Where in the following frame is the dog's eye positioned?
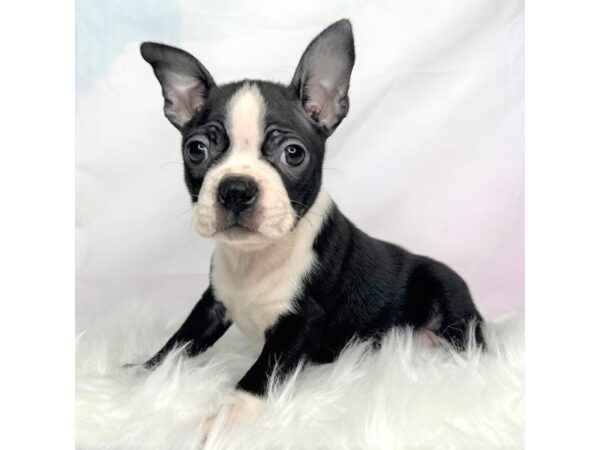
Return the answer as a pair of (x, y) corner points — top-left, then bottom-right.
(185, 140), (208, 164)
(281, 145), (305, 167)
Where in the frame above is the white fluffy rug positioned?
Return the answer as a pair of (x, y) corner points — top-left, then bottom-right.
(76, 305), (524, 449)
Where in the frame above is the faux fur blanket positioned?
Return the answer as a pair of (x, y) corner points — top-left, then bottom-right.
(76, 306), (523, 449)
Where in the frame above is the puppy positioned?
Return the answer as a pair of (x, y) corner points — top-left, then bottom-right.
(139, 19), (485, 433)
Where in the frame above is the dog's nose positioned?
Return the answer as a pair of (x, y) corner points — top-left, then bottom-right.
(217, 176), (258, 214)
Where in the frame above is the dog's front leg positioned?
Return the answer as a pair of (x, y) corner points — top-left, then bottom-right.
(204, 299), (324, 435)
(142, 286), (231, 369)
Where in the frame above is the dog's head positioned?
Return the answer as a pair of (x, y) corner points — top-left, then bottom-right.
(141, 20), (354, 246)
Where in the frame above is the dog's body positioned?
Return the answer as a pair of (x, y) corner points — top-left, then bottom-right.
(139, 19), (484, 431)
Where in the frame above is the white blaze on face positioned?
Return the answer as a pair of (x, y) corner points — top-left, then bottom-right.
(228, 83), (264, 153)
(193, 83), (296, 241)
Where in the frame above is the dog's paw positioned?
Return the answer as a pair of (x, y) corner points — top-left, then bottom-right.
(201, 391), (264, 442)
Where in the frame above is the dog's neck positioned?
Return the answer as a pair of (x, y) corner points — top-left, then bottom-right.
(213, 190), (332, 279)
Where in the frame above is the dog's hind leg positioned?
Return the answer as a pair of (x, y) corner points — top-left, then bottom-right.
(406, 258), (485, 351)
(435, 309), (485, 351)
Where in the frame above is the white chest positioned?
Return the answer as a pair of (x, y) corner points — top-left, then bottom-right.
(211, 243), (314, 345)
(209, 191), (332, 345)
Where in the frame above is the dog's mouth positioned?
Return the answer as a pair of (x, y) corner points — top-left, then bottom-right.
(215, 224), (279, 248)
(194, 199), (296, 244)
(214, 214), (267, 243)
(221, 223), (255, 238)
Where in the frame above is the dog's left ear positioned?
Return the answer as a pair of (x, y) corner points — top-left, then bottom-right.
(141, 42), (216, 130)
(290, 19), (355, 136)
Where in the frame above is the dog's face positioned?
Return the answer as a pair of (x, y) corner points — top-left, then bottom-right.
(142, 20), (354, 246)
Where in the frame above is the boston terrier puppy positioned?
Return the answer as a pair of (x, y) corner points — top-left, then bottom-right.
(139, 19), (485, 431)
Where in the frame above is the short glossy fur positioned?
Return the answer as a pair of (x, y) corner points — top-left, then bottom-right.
(138, 19), (485, 424)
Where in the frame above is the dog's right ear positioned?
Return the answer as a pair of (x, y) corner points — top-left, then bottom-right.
(141, 42), (215, 130)
(290, 19), (355, 136)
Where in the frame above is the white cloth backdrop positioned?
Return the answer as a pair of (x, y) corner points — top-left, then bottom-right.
(76, 0), (524, 330)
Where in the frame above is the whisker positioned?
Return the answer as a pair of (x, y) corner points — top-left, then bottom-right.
(164, 207), (193, 223)
(289, 199), (309, 208)
(300, 212), (315, 230)
(290, 200), (325, 220)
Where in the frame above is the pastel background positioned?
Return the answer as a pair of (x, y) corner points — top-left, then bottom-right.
(76, 0), (524, 330)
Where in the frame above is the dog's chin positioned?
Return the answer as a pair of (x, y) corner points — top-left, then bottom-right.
(219, 225), (259, 241)
(212, 225), (279, 248)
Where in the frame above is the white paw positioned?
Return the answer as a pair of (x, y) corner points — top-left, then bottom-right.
(201, 391), (264, 442)
(419, 329), (444, 347)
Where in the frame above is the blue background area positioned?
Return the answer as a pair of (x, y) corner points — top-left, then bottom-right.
(76, 0), (181, 95)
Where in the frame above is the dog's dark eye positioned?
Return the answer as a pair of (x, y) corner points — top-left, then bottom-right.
(185, 140), (208, 164)
(281, 145), (305, 167)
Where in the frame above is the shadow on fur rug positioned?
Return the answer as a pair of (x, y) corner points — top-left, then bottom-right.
(76, 305), (523, 449)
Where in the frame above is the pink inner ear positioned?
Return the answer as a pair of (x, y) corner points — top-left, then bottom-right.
(165, 79), (207, 128)
(303, 78), (338, 130)
(305, 101), (322, 121)
(184, 82), (207, 116)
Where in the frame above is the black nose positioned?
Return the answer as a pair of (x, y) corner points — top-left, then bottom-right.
(217, 176), (258, 214)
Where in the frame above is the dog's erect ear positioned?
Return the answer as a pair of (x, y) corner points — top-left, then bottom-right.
(290, 19), (355, 136)
(141, 42), (215, 130)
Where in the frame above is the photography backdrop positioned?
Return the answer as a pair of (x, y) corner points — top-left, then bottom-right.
(76, 0), (523, 330)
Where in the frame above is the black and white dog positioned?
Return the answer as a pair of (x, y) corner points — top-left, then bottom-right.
(139, 19), (484, 431)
